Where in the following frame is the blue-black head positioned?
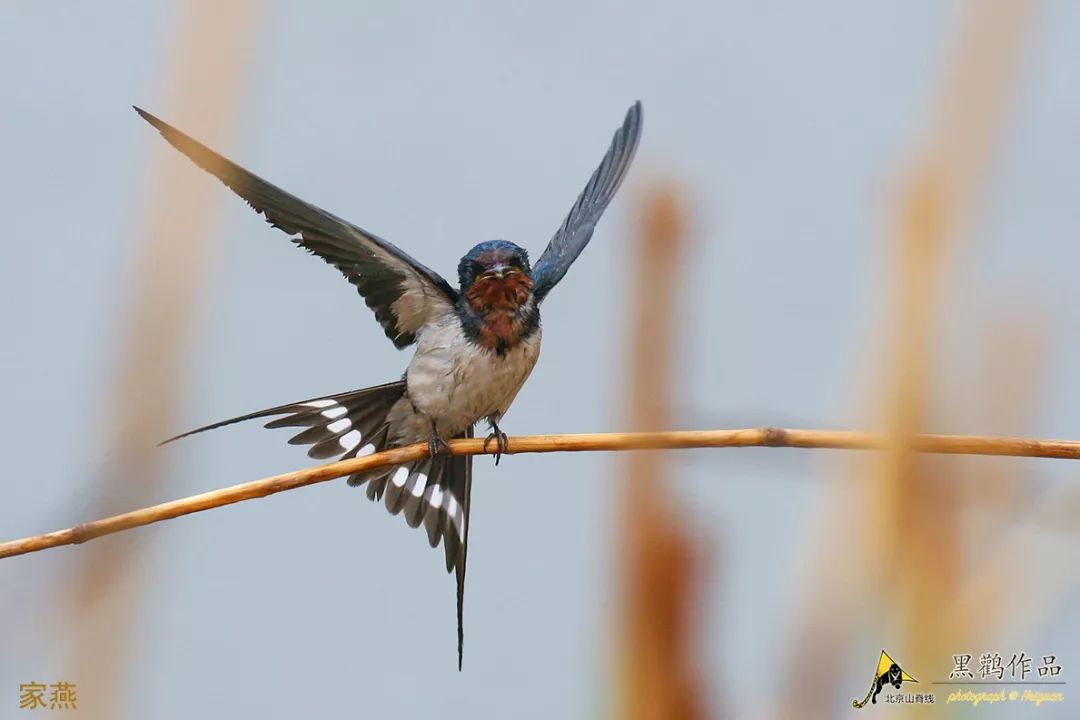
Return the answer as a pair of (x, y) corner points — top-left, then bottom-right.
(456, 240), (539, 353)
(457, 240), (531, 290)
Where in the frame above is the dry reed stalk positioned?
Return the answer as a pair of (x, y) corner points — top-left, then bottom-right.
(881, 2), (1033, 701)
(616, 188), (707, 720)
(933, 321), (1046, 652)
(64, 2), (256, 718)
(778, 2), (1033, 716)
(943, 322), (1078, 647)
(4, 429), (1080, 562)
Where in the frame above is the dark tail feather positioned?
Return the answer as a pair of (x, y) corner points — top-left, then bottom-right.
(160, 382), (406, 456)
(162, 379), (473, 669)
(373, 427), (474, 669)
(455, 426), (474, 670)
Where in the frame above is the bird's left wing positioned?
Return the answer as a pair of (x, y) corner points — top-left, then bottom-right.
(530, 101), (642, 302)
(134, 107), (457, 348)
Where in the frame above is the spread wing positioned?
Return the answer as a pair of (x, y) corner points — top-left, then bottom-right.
(134, 107), (457, 348)
(530, 101), (642, 302)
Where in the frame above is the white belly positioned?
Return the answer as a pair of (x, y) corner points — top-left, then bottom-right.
(403, 314), (542, 437)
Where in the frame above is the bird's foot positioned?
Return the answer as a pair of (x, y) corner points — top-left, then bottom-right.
(427, 425), (451, 457)
(483, 423), (509, 466)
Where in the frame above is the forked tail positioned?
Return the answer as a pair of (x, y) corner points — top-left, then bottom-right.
(162, 380), (474, 668)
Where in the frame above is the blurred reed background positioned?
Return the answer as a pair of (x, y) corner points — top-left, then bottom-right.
(615, 188), (708, 720)
(1, 0), (1077, 718)
(59, 5), (256, 720)
(779, 2), (1044, 717)
(611, 2), (1075, 717)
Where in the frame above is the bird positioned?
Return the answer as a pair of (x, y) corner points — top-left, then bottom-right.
(138, 100), (642, 669)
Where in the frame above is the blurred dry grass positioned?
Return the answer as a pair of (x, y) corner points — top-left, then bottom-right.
(615, 188), (709, 720)
(780, 1), (1038, 717)
(61, 2), (256, 718)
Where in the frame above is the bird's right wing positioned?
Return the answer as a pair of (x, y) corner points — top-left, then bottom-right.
(135, 107), (457, 348)
(530, 101), (642, 302)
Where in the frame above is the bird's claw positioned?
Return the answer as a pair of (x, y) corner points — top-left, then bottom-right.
(483, 426), (509, 466)
(427, 432), (451, 457)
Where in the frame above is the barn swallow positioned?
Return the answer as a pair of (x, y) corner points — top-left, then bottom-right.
(139, 101), (642, 669)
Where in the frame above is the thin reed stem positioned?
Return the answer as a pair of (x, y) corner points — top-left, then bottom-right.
(2, 427), (1079, 560)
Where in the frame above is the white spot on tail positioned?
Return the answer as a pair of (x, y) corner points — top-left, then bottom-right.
(426, 485), (444, 509)
(320, 405), (347, 419)
(391, 466), (409, 488)
(304, 399), (336, 408)
(410, 472), (428, 497)
(327, 418), (352, 433)
(339, 430), (363, 452)
(445, 494), (464, 537)
(357, 444), (376, 456)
